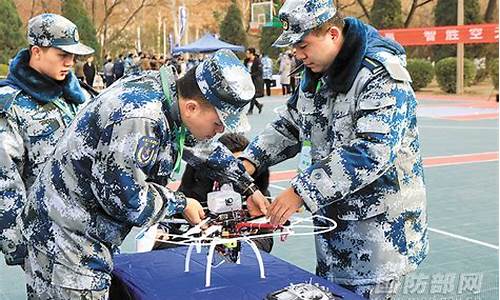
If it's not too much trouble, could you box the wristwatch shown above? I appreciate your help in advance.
[243,183,259,197]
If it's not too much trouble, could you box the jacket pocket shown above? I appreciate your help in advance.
[355,96,397,136]
[358,95,396,111]
[87,214,130,248]
[335,197,388,221]
[26,118,61,138]
[52,262,111,290]
[25,118,62,167]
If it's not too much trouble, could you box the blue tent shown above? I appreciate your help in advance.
[172,33,245,53]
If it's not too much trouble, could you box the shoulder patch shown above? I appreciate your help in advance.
[135,136,160,168]
[361,57,382,73]
[367,52,412,82]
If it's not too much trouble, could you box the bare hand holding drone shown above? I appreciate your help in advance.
[246,189,270,217]
[268,187,304,225]
[182,198,206,225]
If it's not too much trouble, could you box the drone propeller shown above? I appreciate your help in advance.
[154,215,337,247]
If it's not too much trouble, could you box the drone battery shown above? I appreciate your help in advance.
[207,186,242,214]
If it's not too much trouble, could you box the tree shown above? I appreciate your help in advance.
[370,0,403,29]
[404,0,435,28]
[354,0,435,28]
[62,0,100,58]
[259,0,282,59]
[433,0,483,61]
[219,0,247,48]
[0,0,25,64]
[484,0,498,23]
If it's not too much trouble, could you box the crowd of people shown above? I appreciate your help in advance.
[0,0,429,299]
[70,46,303,103]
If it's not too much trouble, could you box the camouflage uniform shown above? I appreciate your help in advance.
[241,1,428,294]
[0,13,94,267]
[21,50,255,298]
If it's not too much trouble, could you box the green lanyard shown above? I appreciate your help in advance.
[52,98,76,120]
[316,80,323,93]
[159,67,186,174]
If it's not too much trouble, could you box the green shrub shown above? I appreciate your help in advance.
[406,59,434,91]
[0,64,8,77]
[488,58,498,90]
[435,57,476,93]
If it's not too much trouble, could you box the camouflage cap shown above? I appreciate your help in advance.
[273,0,337,48]
[195,49,254,133]
[28,13,94,56]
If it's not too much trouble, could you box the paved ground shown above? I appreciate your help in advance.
[0,93,498,300]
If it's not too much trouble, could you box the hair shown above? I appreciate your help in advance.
[311,12,346,36]
[218,133,249,153]
[29,45,50,53]
[246,48,257,56]
[175,66,208,106]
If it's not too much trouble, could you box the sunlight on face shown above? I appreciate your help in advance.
[181,100,225,140]
[30,47,75,81]
[292,28,342,73]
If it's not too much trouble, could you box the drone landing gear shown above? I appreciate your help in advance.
[184,238,266,287]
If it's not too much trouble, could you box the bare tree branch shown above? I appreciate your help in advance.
[97,0,124,35]
[40,0,50,12]
[29,0,37,19]
[337,0,356,11]
[484,0,498,23]
[404,0,434,28]
[106,0,159,48]
[355,0,370,21]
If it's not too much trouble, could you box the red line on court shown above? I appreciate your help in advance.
[167,152,498,189]
[269,151,499,183]
[422,151,498,167]
[416,94,492,102]
[439,113,499,121]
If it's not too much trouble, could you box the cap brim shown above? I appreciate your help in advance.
[56,43,95,55]
[272,31,308,48]
[215,108,251,133]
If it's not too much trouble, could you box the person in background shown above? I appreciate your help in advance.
[279,51,292,95]
[288,51,298,93]
[261,52,274,97]
[124,53,139,75]
[140,53,151,71]
[74,56,85,81]
[244,48,264,115]
[150,55,159,70]
[103,57,115,87]
[83,55,96,87]
[113,54,125,80]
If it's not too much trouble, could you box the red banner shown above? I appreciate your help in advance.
[379,23,499,46]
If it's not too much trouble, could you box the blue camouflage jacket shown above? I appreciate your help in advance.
[241,18,428,285]
[21,68,254,290]
[0,49,88,265]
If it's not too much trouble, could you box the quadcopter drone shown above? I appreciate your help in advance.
[140,185,337,287]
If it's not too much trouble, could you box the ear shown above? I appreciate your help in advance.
[30,46,41,59]
[183,100,200,116]
[328,27,341,41]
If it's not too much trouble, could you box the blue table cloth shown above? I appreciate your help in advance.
[112,245,364,300]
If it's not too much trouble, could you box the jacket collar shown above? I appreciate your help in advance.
[323,17,367,93]
[300,17,367,95]
[5,48,86,104]
[159,66,183,130]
